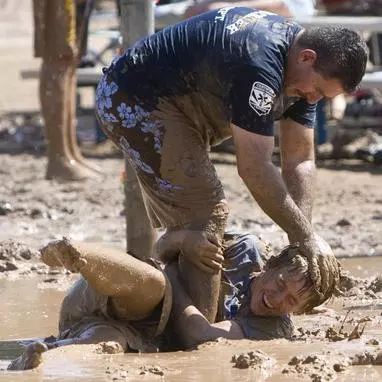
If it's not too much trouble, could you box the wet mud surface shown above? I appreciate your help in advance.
[0,249,381,381]
[0,153,381,381]
[0,2,381,380]
[1,153,382,263]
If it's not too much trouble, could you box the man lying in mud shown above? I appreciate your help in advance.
[8,232,339,370]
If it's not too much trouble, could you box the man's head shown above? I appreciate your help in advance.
[250,239,340,317]
[284,26,368,103]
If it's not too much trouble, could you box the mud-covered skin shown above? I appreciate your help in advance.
[33,0,100,181]
[7,342,48,371]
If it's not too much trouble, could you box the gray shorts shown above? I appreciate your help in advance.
[58,260,172,352]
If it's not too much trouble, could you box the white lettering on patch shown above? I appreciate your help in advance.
[214,7,234,22]
[225,10,272,35]
[248,82,275,116]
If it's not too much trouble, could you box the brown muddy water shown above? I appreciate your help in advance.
[0,257,381,381]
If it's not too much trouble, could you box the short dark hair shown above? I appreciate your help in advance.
[297,27,368,93]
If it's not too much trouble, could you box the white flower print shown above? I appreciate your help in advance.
[156,178,184,192]
[96,76,118,112]
[117,103,136,128]
[134,105,150,122]
[119,137,154,174]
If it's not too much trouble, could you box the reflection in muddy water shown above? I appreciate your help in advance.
[0,258,381,381]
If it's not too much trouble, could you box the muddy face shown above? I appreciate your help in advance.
[249,267,312,316]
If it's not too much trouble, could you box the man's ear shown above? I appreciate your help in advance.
[298,49,317,65]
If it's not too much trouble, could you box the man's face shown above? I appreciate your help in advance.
[250,266,312,316]
[284,49,344,104]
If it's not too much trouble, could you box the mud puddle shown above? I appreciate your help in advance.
[0,257,381,381]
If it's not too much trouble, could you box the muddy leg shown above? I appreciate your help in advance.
[40,238,166,318]
[66,63,103,174]
[125,161,157,260]
[7,342,48,371]
[40,0,98,181]
[178,201,229,323]
[70,325,126,352]
[48,326,126,353]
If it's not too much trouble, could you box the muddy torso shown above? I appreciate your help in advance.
[107,7,316,145]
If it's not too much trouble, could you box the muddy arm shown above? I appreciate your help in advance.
[166,264,244,349]
[231,123,314,243]
[279,119,316,225]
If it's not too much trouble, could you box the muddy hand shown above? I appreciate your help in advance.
[299,235,336,297]
[40,237,87,272]
[181,230,224,274]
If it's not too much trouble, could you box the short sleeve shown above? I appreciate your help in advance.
[230,68,280,136]
[233,314,294,340]
[282,98,317,128]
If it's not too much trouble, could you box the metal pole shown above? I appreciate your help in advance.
[119,0,156,259]
[120,0,154,45]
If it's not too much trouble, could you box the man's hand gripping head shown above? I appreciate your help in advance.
[250,237,340,317]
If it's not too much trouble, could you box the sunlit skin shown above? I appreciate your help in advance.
[250,266,313,316]
[284,40,345,104]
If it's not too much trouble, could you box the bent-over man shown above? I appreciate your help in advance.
[95,7,367,321]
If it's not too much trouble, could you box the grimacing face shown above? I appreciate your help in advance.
[284,48,345,104]
[249,266,313,317]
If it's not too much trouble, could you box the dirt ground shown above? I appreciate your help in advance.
[0,1,382,381]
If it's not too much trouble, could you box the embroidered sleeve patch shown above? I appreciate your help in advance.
[249,82,276,116]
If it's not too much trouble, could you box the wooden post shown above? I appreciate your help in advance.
[119,0,156,259]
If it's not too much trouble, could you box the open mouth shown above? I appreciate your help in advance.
[263,293,274,310]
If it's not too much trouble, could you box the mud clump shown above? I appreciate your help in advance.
[283,351,351,381]
[95,341,124,354]
[284,349,382,381]
[139,365,166,376]
[105,365,128,380]
[0,240,41,273]
[370,275,382,293]
[351,350,382,366]
[337,271,382,298]
[0,240,69,278]
[231,350,273,369]
[325,313,371,342]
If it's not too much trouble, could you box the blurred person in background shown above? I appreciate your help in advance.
[32,0,101,181]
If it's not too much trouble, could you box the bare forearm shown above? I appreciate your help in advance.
[282,159,316,223]
[241,161,313,242]
[166,265,243,348]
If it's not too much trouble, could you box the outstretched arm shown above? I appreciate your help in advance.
[231,123,313,244]
[165,264,244,349]
[279,118,316,224]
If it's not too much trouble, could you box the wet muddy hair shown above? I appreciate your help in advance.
[265,244,332,313]
[297,26,368,93]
